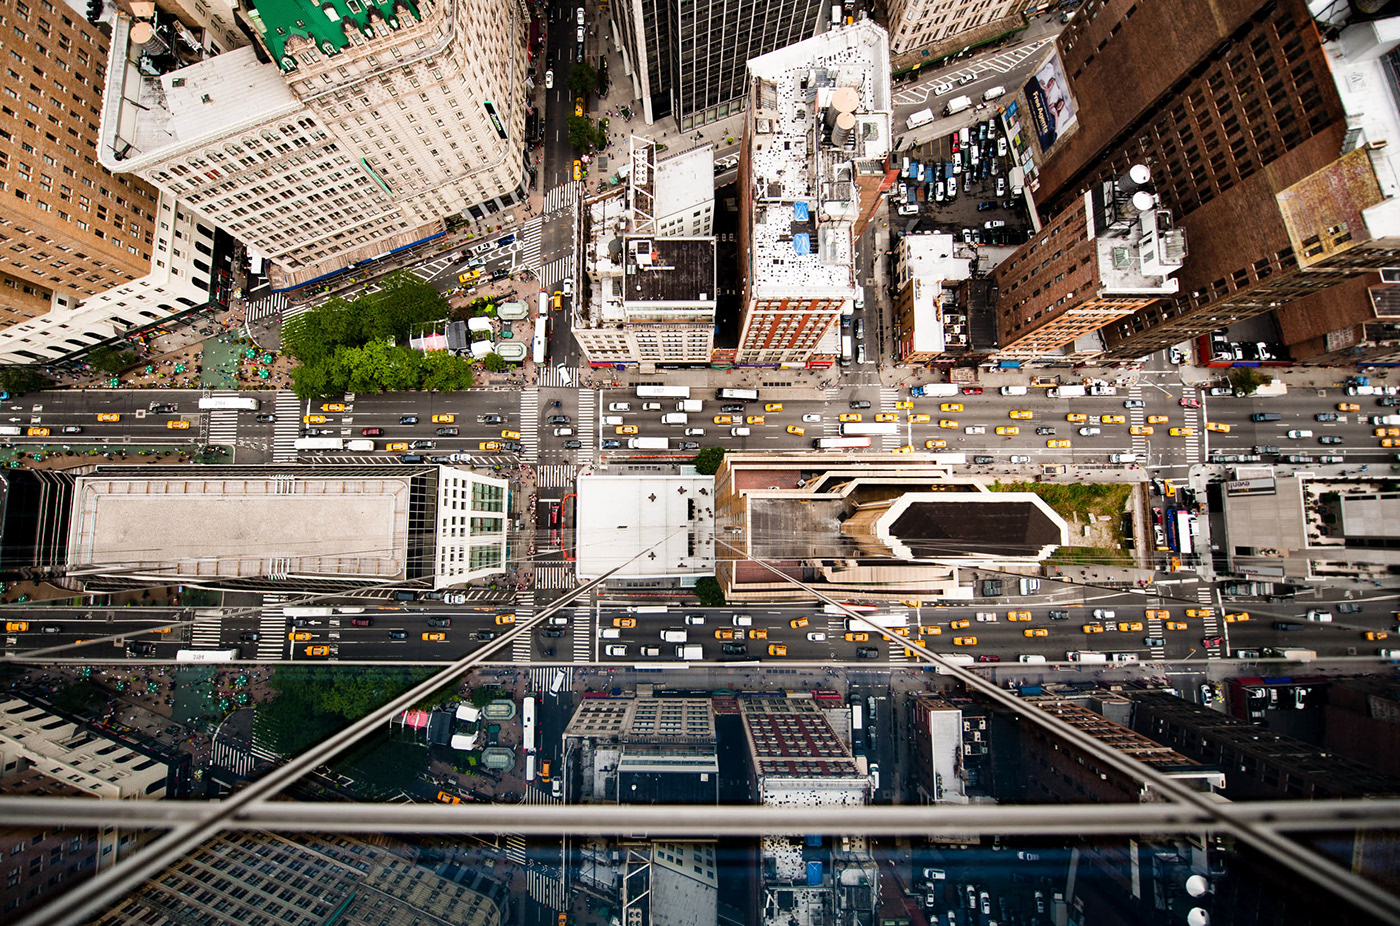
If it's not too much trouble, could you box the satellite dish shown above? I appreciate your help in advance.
[1185,875,1209,897]
[1186,907,1210,926]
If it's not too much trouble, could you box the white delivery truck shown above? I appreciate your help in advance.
[943,95,972,116]
[676,644,703,659]
[1371,414,1400,426]
[677,400,703,412]
[1048,384,1087,398]
[983,86,1006,101]
[661,413,688,425]
[627,437,669,450]
[346,439,376,451]
[906,108,935,130]
[660,629,688,643]
[1067,651,1108,664]
[841,334,853,364]
[1000,385,1029,396]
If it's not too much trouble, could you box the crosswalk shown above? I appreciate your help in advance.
[572,605,593,662]
[526,860,566,910]
[1179,387,1202,465]
[535,564,576,590]
[536,364,577,388]
[206,406,239,448]
[519,389,540,458]
[1146,610,1166,661]
[512,592,535,662]
[189,611,223,648]
[504,834,528,865]
[543,181,581,215]
[272,393,302,462]
[1198,587,1223,659]
[517,217,543,270]
[244,293,289,323]
[879,386,901,450]
[257,595,294,660]
[574,391,595,465]
[536,463,576,488]
[1127,384,1148,460]
[539,256,572,291]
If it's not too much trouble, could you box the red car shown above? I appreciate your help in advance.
[1203,636,1224,647]
[350,618,374,627]
[961,386,984,396]
[977,654,1002,663]
[361,427,383,436]
[1179,397,1202,409]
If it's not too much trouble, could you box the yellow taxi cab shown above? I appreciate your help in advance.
[1007,611,1031,621]
[423,632,446,641]
[572,159,582,181]
[1047,439,1070,448]
[1170,427,1195,437]
[1082,623,1104,634]
[746,415,765,425]
[1205,421,1230,433]
[613,617,636,628]
[940,403,964,413]
[1023,627,1048,637]
[288,631,311,641]
[1385,438,1400,448]
[790,617,809,628]
[1147,414,1169,424]
[553,291,563,309]
[839,413,862,422]
[5,621,29,632]
[322,403,346,412]
[1130,425,1154,435]
[432,414,455,423]
[1166,621,1188,630]
[1117,621,1145,632]
[949,619,970,630]
[786,425,805,435]
[764,402,783,411]
[714,416,733,425]
[768,644,787,656]
[1146,609,1170,620]
[458,269,481,284]
[909,414,931,423]
[574,97,584,117]
[918,625,943,636]
[1223,612,1249,623]
[1376,427,1400,438]
[388,442,411,451]
[26,427,49,437]
[891,627,910,637]
[303,415,327,424]
[495,614,516,625]
[1066,413,1087,423]
[892,444,914,453]
[437,791,462,804]
[874,413,898,422]
[1366,630,1389,641]
[149,626,173,634]
[952,636,978,646]
[1338,402,1360,412]
[1009,410,1033,419]
[895,400,913,409]
[715,629,735,640]
[748,628,768,640]
[306,645,330,656]
[939,419,959,429]
[1102,414,1125,424]
[925,439,947,449]
[166,420,190,430]
[96,413,121,422]
[995,426,1018,436]
[479,441,501,451]
[501,429,521,440]
[1186,608,1213,618]
[844,631,868,642]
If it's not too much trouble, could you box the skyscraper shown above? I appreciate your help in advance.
[100,0,528,285]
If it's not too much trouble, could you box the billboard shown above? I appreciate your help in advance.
[1022,52,1077,151]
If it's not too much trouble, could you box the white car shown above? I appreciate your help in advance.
[608,402,630,412]
[976,612,998,622]
[1010,455,1031,463]
[932,81,953,95]
[684,427,705,436]
[544,69,553,89]
[980,892,991,916]
[1078,426,1101,436]
[443,592,467,605]
[806,632,827,642]
[965,426,985,435]
[1092,609,1116,619]
[684,614,706,625]
[802,413,821,423]
[604,644,627,657]
[562,277,574,296]
[577,25,585,43]
[576,6,585,23]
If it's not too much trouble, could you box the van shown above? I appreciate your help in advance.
[640,645,661,657]
[600,627,622,639]
[982,86,1005,101]
[603,415,624,426]
[999,385,1028,396]
[660,629,688,643]
[1017,578,1040,596]
[1018,654,1048,664]
[1305,610,1333,622]
[1110,453,1138,463]
[732,615,753,626]
[1251,412,1282,422]
[731,427,751,436]
[1112,653,1139,664]
[553,427,573,436]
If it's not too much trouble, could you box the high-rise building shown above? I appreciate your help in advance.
[740,696,869,805]
[0,3,160,327]
[991,164,1186,360]
[562,697,719,804]
[612,0,825,129]
[890,232,973,365]
[1027,0,1400,363]
[886,0,1036,71]
[736,20,894,365]
[99,0,528,285]
[908,694,969,804]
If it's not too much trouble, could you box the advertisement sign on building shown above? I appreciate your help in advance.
[1022,53,1078,152]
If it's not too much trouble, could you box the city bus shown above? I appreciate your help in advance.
[635,385,691,399]
[532,316,547,365]
[198,396,260,411]
[294,438,344,451]
[814,436,872,449]
[176,649,238,662]
[715,388,759,401]
[839,423,900,436]
[283,606,334,617]
[1174,510,1195,556]
[522,695,537,754]
[843,613,910,630]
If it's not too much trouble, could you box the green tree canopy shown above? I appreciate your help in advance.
[566,63,597,96]
[0,366,52,395]
[481,353,510,373]
[86,345,136,375]
[567,115,597,152]
[1226,367,1270,396]
[694,576,725,607]
[692,446,727,475]
[254,666,432,758]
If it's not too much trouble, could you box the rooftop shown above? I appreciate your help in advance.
[900,233,973,354]
[654,145,716,221]
[574,474,717,579]
[245,0,424,68]
[622,237,717,306]
[1086,177,1186,294]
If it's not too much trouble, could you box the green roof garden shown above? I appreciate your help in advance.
[246,0,424,70]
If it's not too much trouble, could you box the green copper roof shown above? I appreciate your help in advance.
[247,0,423,70]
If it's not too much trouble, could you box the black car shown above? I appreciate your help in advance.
[977,201,996,211]
[501,440,523,453]
[679,441,700,450]
[1048,610,1068,620]
[721,642,747,655]
[61,425,82,434]
[127,641,157,656]
[435,427,459,436]
[481,414,504,424]
[238,631,260,642]
[148,403,176,414]
[720,404,746,413]
[256,413,276,423]
[1381,396,1400,407]
[547,415,570,425]
[973,455,994,464]
[399,415,419,425]
[855,647,880,659]
[475,630,498,641]
[563,440,582,449]
[1314,413,1338,422]
[1319,435,1343,444]
[1035,426,1056,435]
[849,400,871,409]
[411,439,435,449]
[541,628,564,638]
[388,630,407,640]
[602,439,621,449]
[427,617,451,628]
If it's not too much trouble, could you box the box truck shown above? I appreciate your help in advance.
[661,413,688,425]
[943,95,972,116]
[676,400,703,412]
[346,439,376,451]
[676,644,703,659]
[910,384,960,398]
[1048,384,1086,398]
[906,108,935,130]
[627,437,669,450]
[1067,651,1108,664]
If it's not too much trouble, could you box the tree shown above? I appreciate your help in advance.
[567,115,597,152]
[694,576,725,607]
[0,366,51,395]
[566,63,598,96]
[481,353,510,373]
[1226,367,1270,396]
[419,351,476,392]
[254,666,432,758]
[595,117,610,150]
[87,345,136,375]
[52,680,105,715]
[468,686,501,708]
[692,446,727,475]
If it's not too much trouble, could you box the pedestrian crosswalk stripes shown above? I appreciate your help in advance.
[543,181,581,214]
[244,293,289,323]
[211,739,256,778]
[206,408,239,447]
[572,612,592,662]
[518,216,543,270]
[526,865,565,909]
[534,564,575,589]
[536,463,575,488]
[540,256,571,291]
[189,612,223,647]
[575,391,595,465]
[536,363,577,388]
[272,393,302,462]
[512,592,534,663]
[519,389,539,459]
[257,594,289,660]
[504,834,528,865]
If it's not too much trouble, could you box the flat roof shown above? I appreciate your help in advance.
[623,237,717,304]
[654,145,716,221]
[575,474,716,579]
[66,473,410,579]
[901,233,971,354]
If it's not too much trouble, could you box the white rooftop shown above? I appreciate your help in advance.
[574,474,717,579]
[901,233,972,354]
[655,145,716,222]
